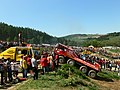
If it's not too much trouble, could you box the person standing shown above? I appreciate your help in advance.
[47,54,53,71]
[20,56,23,67]
[7,58,13,82]
[0,59,4,85]
[40,55,49,74]
[117,64,120,76]
[11,60,19,82]
[31,56,38,80]
[54,54,59,70]
[109,61,112,71]
[3,59,8,83]
[22,56,28,78]
[26,55,32,76]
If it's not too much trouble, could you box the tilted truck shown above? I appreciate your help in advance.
[0,46,34,61]
[54,43,101,78]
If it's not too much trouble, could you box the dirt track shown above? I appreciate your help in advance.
[92,79,120,90]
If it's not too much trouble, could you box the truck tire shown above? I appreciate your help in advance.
[79,66,87,74]
[88,70,96,78]
[59,56,65,64]
[67,59,75,66]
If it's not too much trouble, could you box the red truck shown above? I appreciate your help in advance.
[54,43,101,78]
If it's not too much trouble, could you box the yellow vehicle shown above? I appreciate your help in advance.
[0,46,34,61]
[82,50,92,55]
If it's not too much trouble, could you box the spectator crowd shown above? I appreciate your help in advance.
[0,44,120,85]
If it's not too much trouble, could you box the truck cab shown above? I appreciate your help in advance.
[0,46,34,61]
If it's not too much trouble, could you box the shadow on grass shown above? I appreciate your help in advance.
[0,79,27,89]
[0,84,12,89]
[95,76,114,82]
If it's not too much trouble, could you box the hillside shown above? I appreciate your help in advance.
[0,22,120,47]
[64,34,102,42]
[0,22,64,44]
[64,34,102,39]
[63,32,120,47]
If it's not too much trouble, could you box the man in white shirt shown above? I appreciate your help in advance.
[31,56,38,80]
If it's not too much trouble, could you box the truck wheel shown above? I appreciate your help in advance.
[67,59,75,66]
[88,70,96,78]
[59,56,65,64]
[79,66,87,74]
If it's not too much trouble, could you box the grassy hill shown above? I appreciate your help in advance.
[8,64,120,90]
[64,34,102,42]
[62,32,120,47]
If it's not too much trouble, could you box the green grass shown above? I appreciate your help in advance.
[15,64,98,90]
[98,69,120,80]
[15,65,120,90]
[16,74,98,90]
[109,49,120,53]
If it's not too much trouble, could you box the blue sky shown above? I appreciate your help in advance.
[0,0,120,37]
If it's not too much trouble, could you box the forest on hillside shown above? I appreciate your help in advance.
[0,22,67,45]
[0,22,120,47]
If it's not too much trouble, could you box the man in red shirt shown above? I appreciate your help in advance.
[40,55,49,74]
[26,55,32,75]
